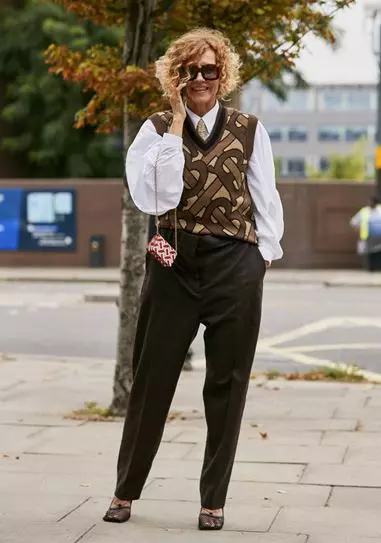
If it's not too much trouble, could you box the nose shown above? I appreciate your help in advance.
[195,71,204,81]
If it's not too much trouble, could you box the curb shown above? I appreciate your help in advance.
[83,281,381,304]
[0,277,119,284]
[84,292,118,303]
[324,280,381,288]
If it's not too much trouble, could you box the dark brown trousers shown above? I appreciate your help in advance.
[115,229,265,509]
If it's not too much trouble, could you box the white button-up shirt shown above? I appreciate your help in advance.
[125,102,284,262]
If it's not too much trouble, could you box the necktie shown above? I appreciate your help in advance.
[196,119,209,141]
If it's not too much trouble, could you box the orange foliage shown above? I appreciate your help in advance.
[45,0,355,133]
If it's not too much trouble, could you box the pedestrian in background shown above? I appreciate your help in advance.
[104,27,283,530]
[350,196,381,271]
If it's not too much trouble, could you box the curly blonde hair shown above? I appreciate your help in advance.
[155,28,241,100]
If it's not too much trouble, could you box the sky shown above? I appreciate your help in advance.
[296,0,380,84]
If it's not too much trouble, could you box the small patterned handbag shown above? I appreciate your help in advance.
[147,227,177,267]
[146,159,178,268]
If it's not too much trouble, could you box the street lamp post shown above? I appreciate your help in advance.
[375,24,381,198]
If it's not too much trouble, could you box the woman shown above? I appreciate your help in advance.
[104,27,283,530]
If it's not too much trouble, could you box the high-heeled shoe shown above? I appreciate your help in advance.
[198,509,224,530]
[103,499,132,523]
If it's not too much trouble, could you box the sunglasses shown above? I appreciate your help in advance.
[181,64,220,81]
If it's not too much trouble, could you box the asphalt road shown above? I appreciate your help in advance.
[0,281,380,377]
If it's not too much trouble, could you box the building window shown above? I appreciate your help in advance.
[319,87,377,111]
[345,127,369,142]
[267,125,309,142]
[288,126,308,142]
[321,90,345,110]
[318,126,344,142]
[347,90,371,110]
[286,90,309,111]
[267,126,283,142]
[263,89,310,111]
[287,158,305,177]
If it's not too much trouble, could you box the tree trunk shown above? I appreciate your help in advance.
[110,0,155,415]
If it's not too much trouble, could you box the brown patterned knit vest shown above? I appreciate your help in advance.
[149,105,258,244]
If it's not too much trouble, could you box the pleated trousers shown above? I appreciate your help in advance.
[115,228,266,509]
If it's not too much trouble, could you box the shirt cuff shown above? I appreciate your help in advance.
[162,133,183,146]
[258,246,273,264]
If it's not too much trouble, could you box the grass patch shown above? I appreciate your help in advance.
[258,364,370,384]
[65,401,121,422]
[265,370,283,381]
[289,364,367,383]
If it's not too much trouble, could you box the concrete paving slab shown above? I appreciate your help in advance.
[334,407,381,420]
[143,478,330,507]
[272,507,381,537]
[360,421,381,431]
[187,443,346,464]
[0,452,118,476]
[68,497,280,533]
[235,444,345,464]
[3,354,381,541]
[322,431,381,447]
[366,395,381,408]
[0,413,84,426]
[243,419,357,432]
[82,526,307,543]
[0,471,115,497]
[243,403,340,420]
[0,492,89,522]
[302,465,381,487]
[308,536,380,543]
[329,487,381,509]
[344,446,381,466]
[149,459,305,484]
[173,428,324,446]
[263,381,357,392]
[0,522,81,543]
[266,396,368,410]
[27,425,193,459]
[1,424,49,453]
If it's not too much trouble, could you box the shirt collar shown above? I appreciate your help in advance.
[185,101,220,134]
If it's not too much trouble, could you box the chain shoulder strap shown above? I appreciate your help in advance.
[154,154,178,252]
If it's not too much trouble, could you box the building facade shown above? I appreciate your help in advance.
[241,81,377,178]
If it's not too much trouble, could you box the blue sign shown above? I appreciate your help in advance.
[0,188,76,252]
[0,188,23,250]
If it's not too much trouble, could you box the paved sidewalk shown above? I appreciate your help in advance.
[0,266,380,288]
[1,355,381,542]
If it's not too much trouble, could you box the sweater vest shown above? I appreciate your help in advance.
[149,105,258,244]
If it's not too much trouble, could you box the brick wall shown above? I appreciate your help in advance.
[0,178,375,268]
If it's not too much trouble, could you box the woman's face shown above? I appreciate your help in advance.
[182,48,220,115]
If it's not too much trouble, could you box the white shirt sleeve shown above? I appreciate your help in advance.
[125,119,185,215]
[247,121,284,262]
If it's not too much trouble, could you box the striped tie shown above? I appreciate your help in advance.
[196,119,209,141]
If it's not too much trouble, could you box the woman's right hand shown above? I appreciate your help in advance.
[169,83,187,121]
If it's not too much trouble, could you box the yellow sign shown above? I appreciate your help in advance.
[375,146,381,169]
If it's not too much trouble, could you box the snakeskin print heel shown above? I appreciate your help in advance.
[103,500,132,523]
[198,509,224,530]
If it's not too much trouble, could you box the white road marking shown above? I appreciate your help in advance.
[280,343,381,353]
[193,316,381,380]
[259,316,377,348]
